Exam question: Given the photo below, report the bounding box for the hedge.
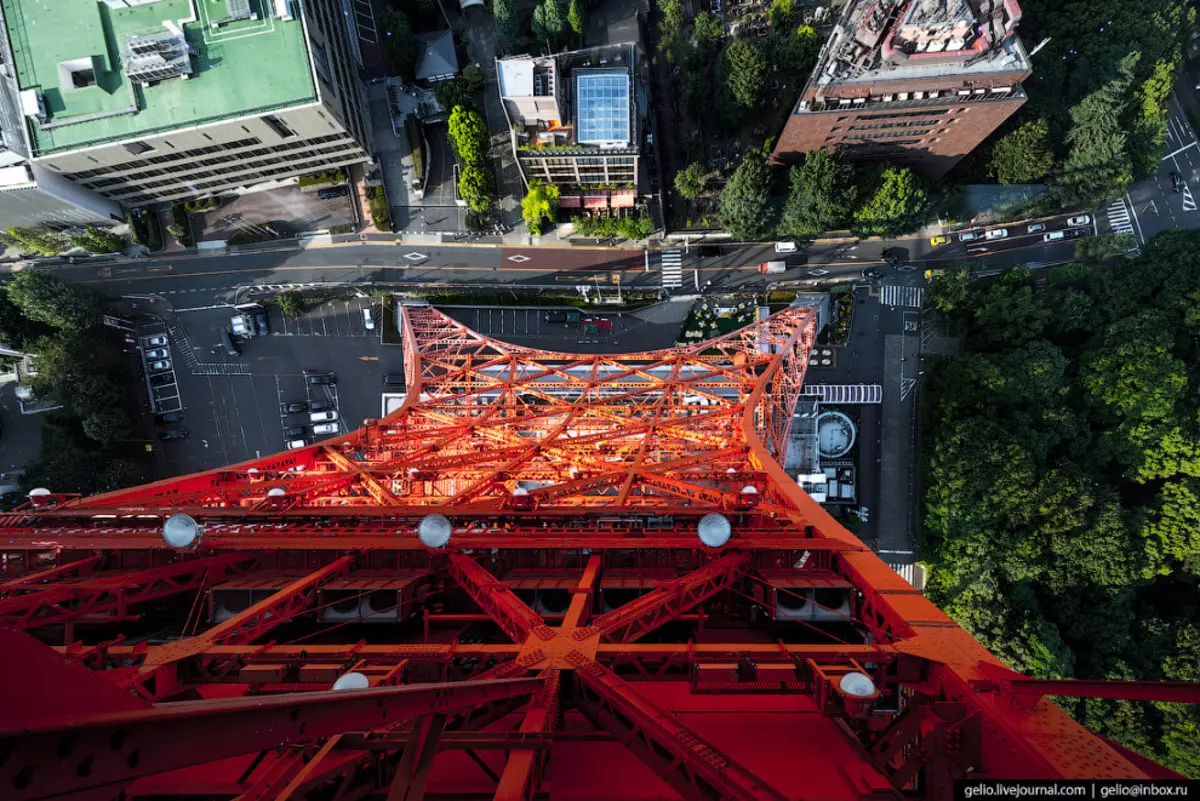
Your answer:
[298,170,347,188]
[405,116,426,183]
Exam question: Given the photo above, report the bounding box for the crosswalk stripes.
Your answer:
[194,363,252,377]
[880,284,924,308]
[1183,184,1196,213]
[1106,199,1135,236]
[166,318,199,369]
[660,248,683,289]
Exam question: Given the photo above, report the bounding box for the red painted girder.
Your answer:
[0,554,104,596]
[1007,678,1200,705]
[0,553,258,629]
[119,553,357,699]
[589,553,753,643]
[447,552,548,644]
[493,670,562,801]
[573,662,790,801]
[386,715,446,801]
[0,676,543,801]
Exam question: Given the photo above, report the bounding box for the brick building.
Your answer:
[771,0,1031,179]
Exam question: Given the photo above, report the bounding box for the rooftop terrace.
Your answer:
[1,0,317,156]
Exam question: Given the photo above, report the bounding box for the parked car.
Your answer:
[286,438,308,450]
[149,359,172,373]
[1067,215,1091,227]
[698,244,722,258]
[253,309,270,335]
[305,370,336,385]
[223,331,241,357]
[929,235,949,246]
[1043,231,1066,243]
[312,422,339,435]
[159,427,189,441]
[282,401,308,414]
[310,411,337,423]
[155,410,183,425]
[959,231,980,242]
[1027,223,1046,233]
[144,348,169,360]
[145,335,168,347]
[544,311,568,323]
[283,426,307,439]
[363,308,375,330]
[318,186,349,200]
[309,399,335,412]
[984,229,1008,240]
[150,373,174,387]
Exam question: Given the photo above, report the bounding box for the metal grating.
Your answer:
[575,70,630,145]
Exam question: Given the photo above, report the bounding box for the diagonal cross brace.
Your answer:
[447,552,547,644]
[589,553,752,643]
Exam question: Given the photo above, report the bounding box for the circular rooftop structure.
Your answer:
[817,410,856,458]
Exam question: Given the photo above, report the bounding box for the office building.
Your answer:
[497,44,640,202]
[772,0,1032,179]
[0,0,371,208]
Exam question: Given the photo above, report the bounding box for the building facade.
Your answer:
[772,0,1031,179]
[0,0,371,209]
[497,45,639,191]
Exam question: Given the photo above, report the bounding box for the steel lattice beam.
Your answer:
[0,676,542,801]
[0,553,258,629]
[589,552,752,642]
[573,662,788,801]
[447,553,548,644]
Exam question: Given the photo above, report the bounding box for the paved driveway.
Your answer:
[197,187,355,242]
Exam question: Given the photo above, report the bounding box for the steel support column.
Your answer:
[492,671,562,801]
[0,676,543,801]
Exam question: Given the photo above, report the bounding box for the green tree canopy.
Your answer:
[6,227,64,256]
[0,290,52,350]
[780,148,858,236]
[493,0,519,46]
[434,67,484,112]
[658,0,684,40]
[674,162,708,201]
[718,153,773,240]
[379,10,415,80]
[721,39,768,111]
[777,24,820,74]
[522,181,560,235]
[768,0,793,28]
[568,0,584,37]
[532,0,566,48]
[1054,54,1138,206]
[67,227,124,254]
[457,165,494,213]
[7,270,104,331]
[852,167,927,237]
[692,11,724,52]
[990,119,1055,184]
[447,105,490,168]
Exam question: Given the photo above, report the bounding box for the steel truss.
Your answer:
[0,304,1196,801]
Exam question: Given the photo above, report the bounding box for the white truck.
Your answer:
[759,260,788,274]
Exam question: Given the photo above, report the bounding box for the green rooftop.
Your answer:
[1,0,317,155]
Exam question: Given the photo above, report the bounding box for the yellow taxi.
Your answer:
[929,235,949,246]
[924,269,946,280]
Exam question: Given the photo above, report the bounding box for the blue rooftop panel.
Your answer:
[575,70,630,145]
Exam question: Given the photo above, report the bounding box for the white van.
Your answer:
[774,241,798,254]
[363,308,375,330]
[310,410,338,423]
[286,438,307,450]
[312,422,339,435]
[1042,231,1065,243]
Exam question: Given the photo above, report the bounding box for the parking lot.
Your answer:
[142,295,398,474]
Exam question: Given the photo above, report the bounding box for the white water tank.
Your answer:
[418,514,452,548]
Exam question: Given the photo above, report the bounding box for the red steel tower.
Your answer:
[1,302,1196,801]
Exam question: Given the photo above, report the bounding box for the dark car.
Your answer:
[158,427,189,441]
[283,425,307,438]
[698,244,722,258]
[306,371,336,385]
[253,310,270,335]
[318,186,349,200]
[383,374,406,387]
[155,410,184,425]
[223,330,242,357]
[282,401,308,414]
[543,311,567,323]
[881,248,901,266]
[150,373,174,387]
[310,399,335,412]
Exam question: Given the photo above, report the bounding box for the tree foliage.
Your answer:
[990,119,1054,184]
[6,227,64,256]
[7,270,104,331]
[568,0,584,37]
[718,153,773,240]
[658,0,684,40]
[521,181,560,235]
[447,105,490,168]
[379,9,415,80]
[777,24,820,74]
[852,167,927,237]
[277,290,305,317]
[457,164,494,213]
[923,229,1200,776]
[1053,55,1138,206]
[68,227,124,254]
[434,66,485,112]
[493,0,519,47]
[720,39,767,112]
[768,0,793,29]
[674,162,708,201]
[532,0,566,49]
[780,149,857,236]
